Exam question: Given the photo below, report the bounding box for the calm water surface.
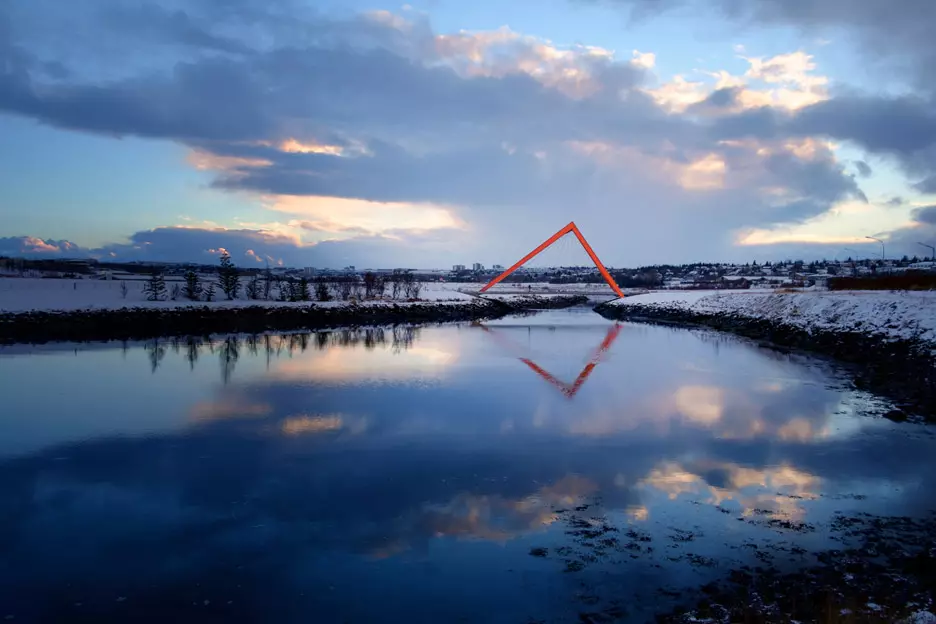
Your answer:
[1,308,934,623]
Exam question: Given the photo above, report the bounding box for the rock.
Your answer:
[884,409,908,422]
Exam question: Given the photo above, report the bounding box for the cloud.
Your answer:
[914,205,936,226]
[0,0,910,264]
[590,0,936,198]
[0,225,472,268]
[854,160,872,178]
[0,236,81,257]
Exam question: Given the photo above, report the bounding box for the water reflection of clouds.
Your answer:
[638,461,821,520]
[270,343,457,383]
[280,413,368,436]
[364,475,598,556]
[3,315,935,617]
[189,398,272,423]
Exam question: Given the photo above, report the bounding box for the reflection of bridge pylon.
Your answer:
[479,323,623,399]
[480,221,624,298]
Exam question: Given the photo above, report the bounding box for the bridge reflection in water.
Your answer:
[477,322,623,398]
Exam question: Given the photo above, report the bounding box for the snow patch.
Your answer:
[611,290,936,346]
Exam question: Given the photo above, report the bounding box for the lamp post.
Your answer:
[919,242,935,262]
[866,236,885,261]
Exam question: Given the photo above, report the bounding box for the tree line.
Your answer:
[142,251,424,302]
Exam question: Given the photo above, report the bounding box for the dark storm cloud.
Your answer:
[914,205,936,226]
[914,176,936,194]
[791,96,936,155]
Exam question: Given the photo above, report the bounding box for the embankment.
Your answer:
[0,295,587,344]
[595,291,936,419]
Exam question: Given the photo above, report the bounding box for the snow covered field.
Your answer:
[612,290,936,345]
[0,278,593,313]
[0,278,477,313]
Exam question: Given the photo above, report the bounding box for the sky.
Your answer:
[1,0,936,268]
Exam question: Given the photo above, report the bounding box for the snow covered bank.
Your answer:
[597,290,936,418]
[0,278,477,312]
[611,290,936,345]
[0,283,588,345]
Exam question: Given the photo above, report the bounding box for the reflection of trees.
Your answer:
[143,339,166,373]
[184,337,202,371]
[392,326,417,352]
[138,328,422,375]
[218,336,240,385]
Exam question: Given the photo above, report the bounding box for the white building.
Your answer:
[453,264,466,272]
[472,263,484,271]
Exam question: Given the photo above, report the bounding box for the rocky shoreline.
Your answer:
[657,511,936,624]
[0,294,588,344]
[594,301,936,420]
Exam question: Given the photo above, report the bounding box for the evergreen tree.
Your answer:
[205,281,216,302]
[142,270,167,301]
[263,265,274,300]
[315,281,331,301]
[298,277,311,301]
[183,270,203,301]
[218,251,240,300]
[245,274,261,300]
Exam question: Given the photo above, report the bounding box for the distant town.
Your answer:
[2,254,935,290]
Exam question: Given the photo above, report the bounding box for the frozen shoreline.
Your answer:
[610,290,936,348]
[598,289,936,419]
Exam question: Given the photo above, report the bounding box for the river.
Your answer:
[1,307,934,622]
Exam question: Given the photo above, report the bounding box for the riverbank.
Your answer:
[596,291,936,419]
[0,294,587,344]
[658,511,936,624]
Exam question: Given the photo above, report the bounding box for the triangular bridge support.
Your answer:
[479,221,624,298]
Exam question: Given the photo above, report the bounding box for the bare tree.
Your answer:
[390,270,404,300]
[363,272,377,298]
[405,277,422,300]
[338,277,354,301]
[119,281,129,299]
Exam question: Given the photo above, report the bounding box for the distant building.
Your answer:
[453,264,466,272]
[303,267,315,277]
[492,264,505,271]
[472,263,484,271]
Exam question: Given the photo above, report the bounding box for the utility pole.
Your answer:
[919,242,935,262]
[866,236,885,261]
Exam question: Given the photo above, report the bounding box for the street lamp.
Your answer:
[866,236,885,261]
[919,242,935,262]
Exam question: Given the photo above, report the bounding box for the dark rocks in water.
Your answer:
[0,295,588,345]
[885,409,909,422]
[658,513,936,624]
[529,547,549,558]
[594,301,936,421]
